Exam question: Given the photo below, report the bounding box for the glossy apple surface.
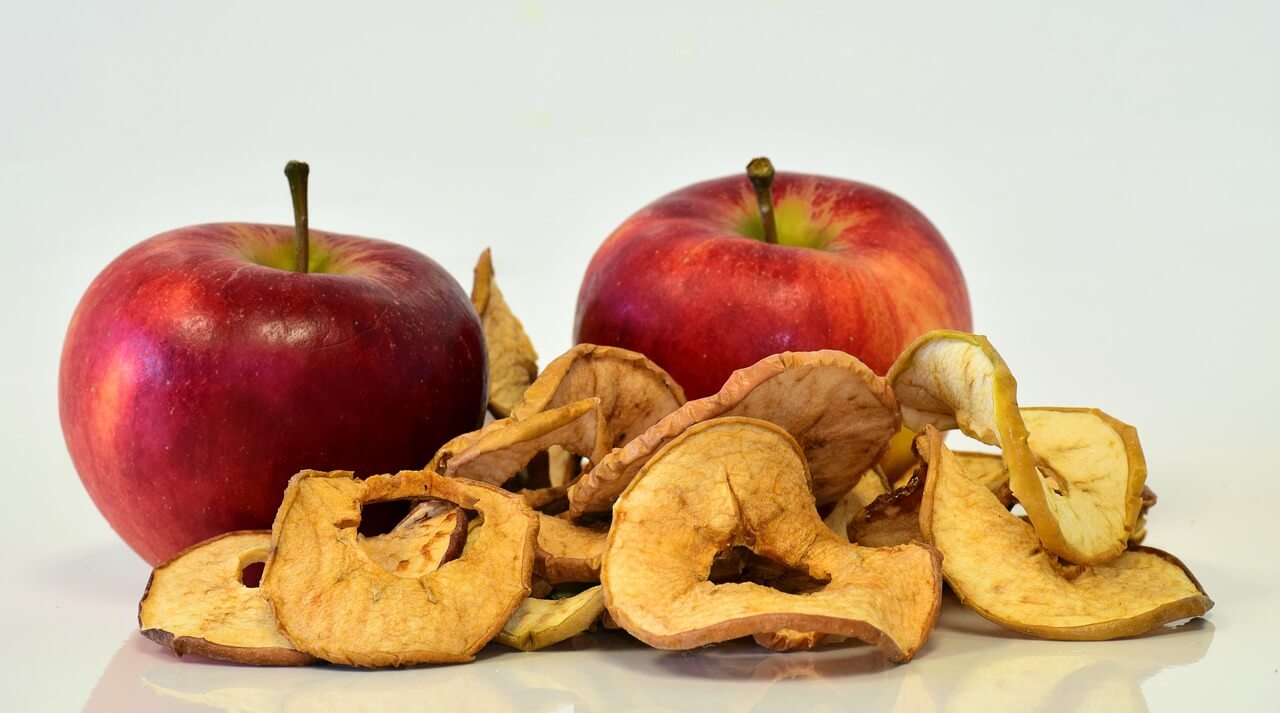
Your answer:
[575,170,971,398]
[60,223,486,564]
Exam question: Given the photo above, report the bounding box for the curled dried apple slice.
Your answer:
[261,469,538,667]
[851,473,925,547]
[602,417,942,662]
[888,330,1141,565]
[495,586,606,651]
[360,501,467,578]
[823,468,890,539]
[536,513,608,584]
[512,344,686,450]
[916,426,1212,640]
[953,451,1016,508]
[138,531,313,666]
[434,398,609,487]
[472,249,538,417]
[570,350,899,517]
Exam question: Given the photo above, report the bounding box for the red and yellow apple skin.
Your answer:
[574,172,972,398]
[59,224,487,565]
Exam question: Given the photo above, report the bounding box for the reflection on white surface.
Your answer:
[83,596,1214,713]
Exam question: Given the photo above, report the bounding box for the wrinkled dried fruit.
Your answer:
[261,469,538,667]
[916,427,1212,640]
[434,398,609,487]
[953,451,1016,508]
[852,473,925,547]
[495,586,606,651]
[536,513,608,584]
[138,531,313,666]
[602,417,942,661]
[360,501,468,578]
[512,344,686,450]
[571,350,899,517]
[888,330,1142,565]
[823,468,889,539]
[472,249,538,417]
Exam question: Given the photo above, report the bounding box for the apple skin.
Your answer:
[59,223,486,565]
[575,171,972,398]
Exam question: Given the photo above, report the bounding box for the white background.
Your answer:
[2,1,1278,710]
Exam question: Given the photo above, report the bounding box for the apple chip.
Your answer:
[360,501,467,578]
[570,350,899,517]
[536,513,608,584]
[434,398,609,487]
[823,468,889,539]
[916,427,1212,640]
[472,249,538,417]
[138,531,313,666]
[602,417,942,662]
[851,473,925,547]
[495,586,606,651]
[261,469,538,666]
[953,451,1016,508]
[512,344,687,450]
[888,330,1141,565]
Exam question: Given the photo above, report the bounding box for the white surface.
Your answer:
[2,2,1278,711]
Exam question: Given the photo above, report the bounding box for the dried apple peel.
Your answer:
[496,586,606,651]
[571,350,900,516]
[261,469,538,667]
[472,249,538,417]
[602,417,942,662]
[138,531,313,666]
[916,427,1211,640]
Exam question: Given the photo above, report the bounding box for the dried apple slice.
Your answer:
[360,501,467,578]
[570,350,899,517]
[536,513,608,584]
[851,473,925,547]
[888,330,1141,565]
[495,586,606,651]
[433,398,609,486]
[512,344,686,450]
[261,469,538,667]
[823,467,889,539]
[916,426,1212,640]
[472,249,538,417]
[953,451,1016,508]
[602,417,942,662]
[138,531,313,666]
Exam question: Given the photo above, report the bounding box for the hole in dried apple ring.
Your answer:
[239,561,264,588]
[709,546,830,595]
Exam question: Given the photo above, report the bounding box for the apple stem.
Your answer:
[746,157,778,245]
[284,160,310,274]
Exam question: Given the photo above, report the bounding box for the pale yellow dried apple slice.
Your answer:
[360,501,467,578]
[888,330,1140,565]
[261,469,538,667]
[433,398,610,486]
[602,417,942,662]
[495,586,606,651]
[536,513,608,584]
[138,531,313,666]
[953,451,1016,508]
[915,426,1212,640]
[512,343,686,450]
[570,350,900,517]
[472,249,538,417]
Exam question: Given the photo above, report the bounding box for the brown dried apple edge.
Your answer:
[602,417,943,662]
[916,426,1212,640]
[260,468,538,667]
[138,531,314,666]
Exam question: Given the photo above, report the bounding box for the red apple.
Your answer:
[575,158,971,398]
[59,162,486,565]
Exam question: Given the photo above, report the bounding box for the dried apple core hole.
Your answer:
[709,546,830,595]
[239,560,265,588]
[357,498,422,537]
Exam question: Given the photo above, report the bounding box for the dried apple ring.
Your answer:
[472,249,538,417]
[496,586,606,651]
[512,343,686,450]
[360,501,468,578]
[535,513,608,584]
[602,417,942,662]
[916,426,1212,640]
[570,350,900,517]
[138,531,313,666]
[888,330,1142,565]
[261,469,538,667]
[823,468,889,539]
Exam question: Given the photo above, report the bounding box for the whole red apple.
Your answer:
[59,162,486,565]
[575,158,971,398]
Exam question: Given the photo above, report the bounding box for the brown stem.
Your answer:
[284,160,310,273]
[746,157,778,245]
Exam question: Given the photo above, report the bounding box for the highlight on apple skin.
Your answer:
[574,159,971,399]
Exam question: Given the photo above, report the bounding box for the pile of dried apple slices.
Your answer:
[135,257,1211,668]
